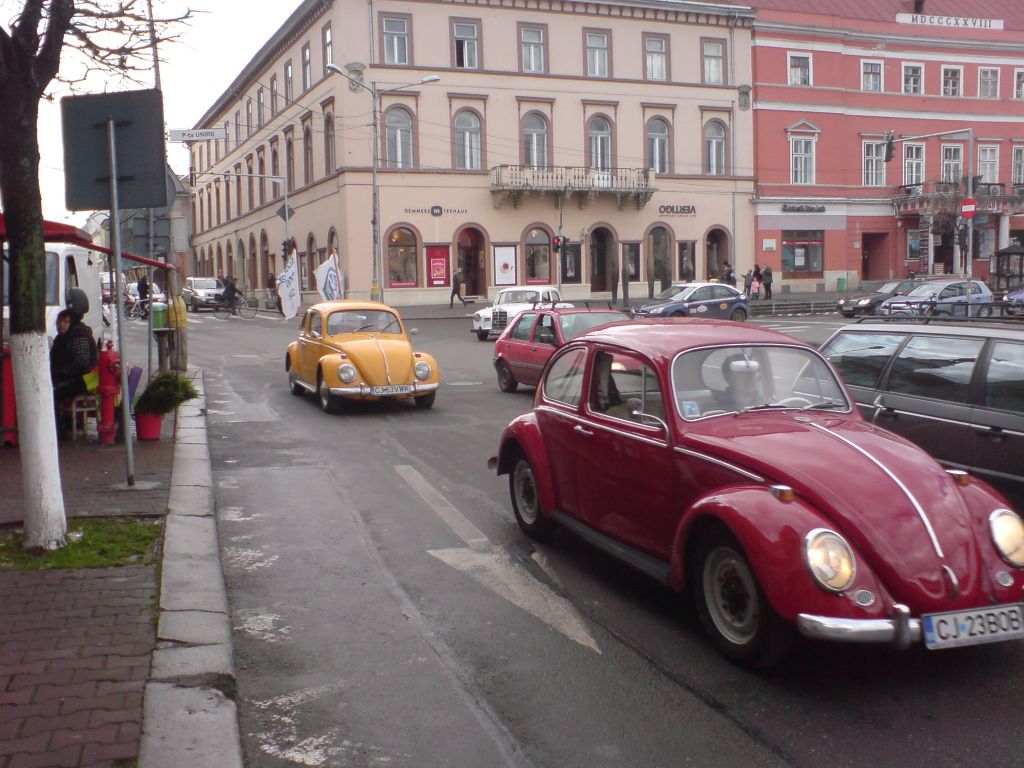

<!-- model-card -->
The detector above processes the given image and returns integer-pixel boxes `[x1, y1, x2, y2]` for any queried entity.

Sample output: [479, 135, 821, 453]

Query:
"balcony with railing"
[893, 178, 1024, 217]
[489, 165, 657, 210]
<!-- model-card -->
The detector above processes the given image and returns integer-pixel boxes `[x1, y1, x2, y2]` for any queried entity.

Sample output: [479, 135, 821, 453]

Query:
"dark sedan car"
[835, 277, 943, 317]
[493, 307, 626, 392]
[630, 282, 747, 321]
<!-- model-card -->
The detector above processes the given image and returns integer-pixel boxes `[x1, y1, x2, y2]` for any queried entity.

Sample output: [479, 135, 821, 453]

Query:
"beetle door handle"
[574, 425, 594, 436]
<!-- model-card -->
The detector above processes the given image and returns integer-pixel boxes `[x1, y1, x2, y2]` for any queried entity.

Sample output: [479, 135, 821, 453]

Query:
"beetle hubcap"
[704, 546, 759, 645]
[513, 462, 538, 524]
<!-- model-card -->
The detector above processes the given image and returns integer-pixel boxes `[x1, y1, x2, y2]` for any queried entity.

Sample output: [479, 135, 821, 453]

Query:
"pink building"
[751, 0, 1024, 292]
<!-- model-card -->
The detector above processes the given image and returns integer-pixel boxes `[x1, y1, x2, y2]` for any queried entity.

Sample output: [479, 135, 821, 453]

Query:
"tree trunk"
[0, 57, 67, 550]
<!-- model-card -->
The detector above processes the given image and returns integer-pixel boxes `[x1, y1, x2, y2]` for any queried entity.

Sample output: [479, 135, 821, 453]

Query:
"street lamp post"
[327, 63, 439, 303]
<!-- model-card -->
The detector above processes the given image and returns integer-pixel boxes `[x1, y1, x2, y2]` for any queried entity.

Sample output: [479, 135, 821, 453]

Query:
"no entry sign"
[960, 197, 977, 219]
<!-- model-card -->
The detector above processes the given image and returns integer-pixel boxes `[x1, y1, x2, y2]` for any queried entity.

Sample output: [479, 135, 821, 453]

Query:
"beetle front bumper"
[797, 604, 921, 649]
[328, 382, 439, 397]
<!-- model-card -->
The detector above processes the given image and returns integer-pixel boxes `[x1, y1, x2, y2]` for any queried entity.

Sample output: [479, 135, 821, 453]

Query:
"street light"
[327, 63, 440, 302]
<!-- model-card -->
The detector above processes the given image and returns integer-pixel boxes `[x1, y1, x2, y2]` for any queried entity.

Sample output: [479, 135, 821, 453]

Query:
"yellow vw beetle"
[285, 301, 440, 413]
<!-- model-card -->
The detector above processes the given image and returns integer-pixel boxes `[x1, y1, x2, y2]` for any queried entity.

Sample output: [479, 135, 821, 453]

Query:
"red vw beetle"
[489, 320, 1024, 667]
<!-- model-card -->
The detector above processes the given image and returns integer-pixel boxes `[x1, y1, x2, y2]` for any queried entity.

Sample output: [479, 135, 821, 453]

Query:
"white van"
[2, 244, 106, 342]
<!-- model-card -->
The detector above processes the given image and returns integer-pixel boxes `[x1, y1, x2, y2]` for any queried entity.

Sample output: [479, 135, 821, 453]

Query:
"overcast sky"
[34, 1, 298, 224]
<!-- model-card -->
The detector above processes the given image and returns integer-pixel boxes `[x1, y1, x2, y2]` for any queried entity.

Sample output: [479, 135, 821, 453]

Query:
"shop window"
[677, 242, 695, 282]
[650, 227, 671, 290]
[388, 227, 418, 287]
[561, 243, 581, 285]
[623, 243, 640, 280]
[525, 228, 551, 284]
[782, 231, 824, 275]
[907, 229, 922, 262]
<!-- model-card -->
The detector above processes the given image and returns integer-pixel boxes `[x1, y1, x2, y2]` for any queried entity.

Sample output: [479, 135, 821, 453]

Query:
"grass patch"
[0, 517, 163, 571]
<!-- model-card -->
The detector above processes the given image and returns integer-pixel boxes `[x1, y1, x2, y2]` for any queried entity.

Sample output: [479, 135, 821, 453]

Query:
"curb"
[139, 368, 243, 768]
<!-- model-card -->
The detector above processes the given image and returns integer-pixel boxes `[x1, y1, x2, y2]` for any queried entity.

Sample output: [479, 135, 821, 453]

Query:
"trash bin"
[837, 277, 847, 292]
[150, 302, 168, 329]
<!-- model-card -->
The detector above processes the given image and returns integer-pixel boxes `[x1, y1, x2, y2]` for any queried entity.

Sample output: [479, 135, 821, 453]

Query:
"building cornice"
[753, 20, 1024, 54]
[432, 0, 754, 26]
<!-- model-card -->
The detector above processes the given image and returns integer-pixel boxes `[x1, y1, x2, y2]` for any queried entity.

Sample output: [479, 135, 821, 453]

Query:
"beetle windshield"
[327, 309, 402, 335]
[672, 345, 849, 419]
[559, 311, 625, 340]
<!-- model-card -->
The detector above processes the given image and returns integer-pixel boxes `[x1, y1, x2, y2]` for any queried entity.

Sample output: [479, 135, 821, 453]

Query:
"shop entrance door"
[457, 228, 485, 297]
[589, 228, 615, 294]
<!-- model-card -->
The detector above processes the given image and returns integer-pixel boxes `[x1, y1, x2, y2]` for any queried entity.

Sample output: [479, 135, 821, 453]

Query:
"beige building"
[190, 0, 756, 306]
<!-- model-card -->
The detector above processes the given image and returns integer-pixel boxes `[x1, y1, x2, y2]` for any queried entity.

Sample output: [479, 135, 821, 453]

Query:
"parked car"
[875, 278, 994, 317]
[472, 286, 571, 341]
[285, 300, 440, 412]
[821, 318, 1024, 507]
[1003, 283, 1024, 316]
[630, 281, 748, 321]
[493, 306, 627, 392]
[489, 319, 1024, 667]
[835, 277, 941, 317]
[183, 276, 225, 312]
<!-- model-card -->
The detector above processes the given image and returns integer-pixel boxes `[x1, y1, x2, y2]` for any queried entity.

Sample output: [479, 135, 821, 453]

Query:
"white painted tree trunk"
[11, 332, 66, 550]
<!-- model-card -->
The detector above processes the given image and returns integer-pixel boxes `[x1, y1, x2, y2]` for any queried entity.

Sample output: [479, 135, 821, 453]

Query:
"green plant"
[133, 372, 198, 416]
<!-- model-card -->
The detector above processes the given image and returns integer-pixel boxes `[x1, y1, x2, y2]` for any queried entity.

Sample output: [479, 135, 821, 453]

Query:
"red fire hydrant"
[98, 341, 121, 445]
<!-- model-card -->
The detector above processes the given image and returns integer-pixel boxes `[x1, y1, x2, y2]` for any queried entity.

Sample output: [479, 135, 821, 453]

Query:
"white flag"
[314, 252, 342, 301]
[278, 250, 302, 319]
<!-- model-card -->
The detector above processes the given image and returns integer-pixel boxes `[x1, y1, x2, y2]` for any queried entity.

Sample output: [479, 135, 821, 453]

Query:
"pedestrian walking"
[450, 269, 468, 308]
[136, 274, 150, 318]
[762, 264, 774, 300]
[266, 272, 282, 315]
[742, 269, 754, 296]
[751, 265, 763, 300]
[722, 262, 736, 287]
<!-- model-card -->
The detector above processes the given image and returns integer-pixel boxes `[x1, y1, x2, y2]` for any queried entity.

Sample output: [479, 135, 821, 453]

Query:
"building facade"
[188, 0, 757, 305]
[751, 0, 1024, 293]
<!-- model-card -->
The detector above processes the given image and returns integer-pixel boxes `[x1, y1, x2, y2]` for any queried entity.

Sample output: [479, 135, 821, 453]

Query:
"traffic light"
[553, 236, 563, 253]
[882, 132, 895, 163]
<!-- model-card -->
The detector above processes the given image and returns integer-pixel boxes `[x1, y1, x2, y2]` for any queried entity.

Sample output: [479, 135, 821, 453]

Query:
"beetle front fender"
[286, 342, 300, 372]
[494, 413, 557, 518]
[671, 487, 890, 624]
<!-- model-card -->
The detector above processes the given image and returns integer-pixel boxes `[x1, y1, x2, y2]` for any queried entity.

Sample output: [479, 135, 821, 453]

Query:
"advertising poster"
[494, 245, 517, 286]
[427, 247, 450, 286]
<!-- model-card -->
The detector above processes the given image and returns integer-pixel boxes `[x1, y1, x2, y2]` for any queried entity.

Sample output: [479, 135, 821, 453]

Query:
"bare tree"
[0, 0, 188, 550]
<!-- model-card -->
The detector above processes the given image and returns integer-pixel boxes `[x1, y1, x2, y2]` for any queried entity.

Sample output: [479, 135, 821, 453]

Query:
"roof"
[844, 320, 1024, 340]
[750, 0, 1024, 30]
[310, 300, 399, 313]
[578, 318, 809, 361]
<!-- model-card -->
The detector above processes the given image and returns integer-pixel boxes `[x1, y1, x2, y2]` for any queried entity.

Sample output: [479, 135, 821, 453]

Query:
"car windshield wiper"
[799, 401, 847, 411]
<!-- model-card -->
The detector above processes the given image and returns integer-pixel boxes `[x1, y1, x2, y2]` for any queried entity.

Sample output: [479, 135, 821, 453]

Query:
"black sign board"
[61, 89, 167, 211]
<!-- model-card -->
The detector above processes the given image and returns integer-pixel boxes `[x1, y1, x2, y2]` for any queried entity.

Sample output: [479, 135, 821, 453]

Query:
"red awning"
[0, 213, 176, 271]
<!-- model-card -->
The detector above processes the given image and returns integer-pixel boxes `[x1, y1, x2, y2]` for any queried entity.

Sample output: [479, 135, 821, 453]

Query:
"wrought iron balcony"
[893, 178, 1024, 217]
[489, 165, 656, 210]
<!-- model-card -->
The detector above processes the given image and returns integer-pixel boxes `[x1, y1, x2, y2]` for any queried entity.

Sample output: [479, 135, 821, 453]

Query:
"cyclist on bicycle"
[221, 276, 240, 314]
[137, 274, 150, 319]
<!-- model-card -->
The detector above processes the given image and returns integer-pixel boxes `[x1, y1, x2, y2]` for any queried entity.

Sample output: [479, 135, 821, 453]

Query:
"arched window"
[525, 227, 551, 284]
[285, 137, 295, 192]
[324, 113, 335, 174]
[587, 116, 612, 170]
[257, 155, 266, 206]
[454, 110, 482, 170]
[387, 227, 418, 286]
[225, 242, 233, 283]
[523, 113, 548, 168]
[385, 107, 413, 169]
[206, 187, 212, 227]
[271, 148, 280, 198]
[705, 121, 727, 176]
[216, 243, 224, 277]
[649, 226, 671, 290]
[306, 235, 318, 291]
[303, 125, 314, 185]
[647, 118, 670, 174]
[214, 185, 221, 226]
[246, 159, 254, 210]
[224, 178, 231, 220]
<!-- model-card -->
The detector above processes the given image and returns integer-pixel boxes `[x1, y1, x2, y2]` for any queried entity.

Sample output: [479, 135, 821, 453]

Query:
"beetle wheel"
[414, 391, 436, 409]
[510, 457, 553, 541]
[318, 372, 342, 414]
[691, 529, 790, 668]
[497, 362, 518, 393]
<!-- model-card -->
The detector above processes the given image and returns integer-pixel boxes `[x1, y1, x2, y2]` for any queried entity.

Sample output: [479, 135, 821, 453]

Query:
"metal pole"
[146, 212, 154, 379]
[967, 131, 974, 278]
[108, 119, 135, 486]
[556, 193, 564, 295]
[371, 82, 382, 303]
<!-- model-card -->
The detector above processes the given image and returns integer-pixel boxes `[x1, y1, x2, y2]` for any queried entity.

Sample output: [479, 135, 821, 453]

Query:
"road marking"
[396, 464, 600, 652]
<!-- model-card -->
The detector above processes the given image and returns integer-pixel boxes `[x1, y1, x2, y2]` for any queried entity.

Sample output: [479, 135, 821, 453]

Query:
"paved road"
[178, 311, 1021, 768]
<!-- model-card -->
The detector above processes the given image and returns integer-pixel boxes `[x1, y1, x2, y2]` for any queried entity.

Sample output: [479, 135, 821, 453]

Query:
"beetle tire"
[414, 391, 436, 409]
[691, 529, 791, 668]
[510, 457, 554, 541]
[317, 372, 343, 414]
[476, 330, 490, 341]
[497, 362, 519, 393]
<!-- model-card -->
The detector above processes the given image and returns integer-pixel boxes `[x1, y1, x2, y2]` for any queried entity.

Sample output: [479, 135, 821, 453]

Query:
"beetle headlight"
[990, 509, 1024, 568]
[338, 363, 357, 383]
[414, 360, 431, 381]
[804, 529, 856, 592]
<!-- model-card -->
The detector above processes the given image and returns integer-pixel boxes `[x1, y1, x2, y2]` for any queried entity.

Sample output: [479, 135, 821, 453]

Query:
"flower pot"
[134, 412, 163, 441]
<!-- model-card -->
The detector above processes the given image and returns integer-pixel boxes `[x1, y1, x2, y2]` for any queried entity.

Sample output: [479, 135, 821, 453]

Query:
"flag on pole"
[314, 251, 342, 301]
[278, 250, 302, 319]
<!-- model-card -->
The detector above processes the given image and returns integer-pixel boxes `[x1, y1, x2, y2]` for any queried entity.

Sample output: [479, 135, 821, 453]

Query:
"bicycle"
[125, 297, 149, 320]
[213, 292, 257, 320]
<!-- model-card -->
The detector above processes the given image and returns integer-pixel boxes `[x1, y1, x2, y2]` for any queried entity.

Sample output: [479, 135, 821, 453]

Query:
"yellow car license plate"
[370, 384, 414, 395]
[922, 604, 1024, 649]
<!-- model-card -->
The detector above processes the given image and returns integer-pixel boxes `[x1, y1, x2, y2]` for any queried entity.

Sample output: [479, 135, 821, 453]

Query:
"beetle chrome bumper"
[797, 604, 922, 649]
[329, 382, 439, 396]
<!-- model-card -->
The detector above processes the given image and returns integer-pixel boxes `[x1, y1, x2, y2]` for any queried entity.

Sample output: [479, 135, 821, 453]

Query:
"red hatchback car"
[493, 307, 627, 392]
[489, 319, 1024, 667]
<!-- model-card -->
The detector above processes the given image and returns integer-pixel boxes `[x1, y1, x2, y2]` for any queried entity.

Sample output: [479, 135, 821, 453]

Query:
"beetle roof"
[578, 319, 807, 360]
[310, 300, 401, 314]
